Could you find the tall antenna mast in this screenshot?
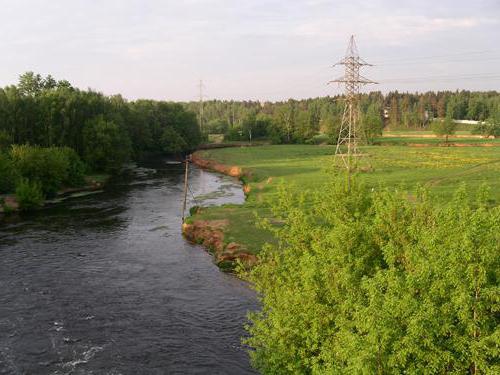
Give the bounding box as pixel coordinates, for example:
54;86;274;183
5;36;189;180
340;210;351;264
198;79;205;134
330;35;377;185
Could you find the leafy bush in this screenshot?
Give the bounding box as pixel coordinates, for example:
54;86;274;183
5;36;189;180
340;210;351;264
305;133;330;145
245;180;499;374
10;144;67;195
15;178;44;210
10;144;86;196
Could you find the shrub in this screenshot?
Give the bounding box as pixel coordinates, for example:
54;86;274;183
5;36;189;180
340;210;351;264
305;133;330;145
15;178;44;210
245;180;499;374
11;145;66;196
9;145;86;195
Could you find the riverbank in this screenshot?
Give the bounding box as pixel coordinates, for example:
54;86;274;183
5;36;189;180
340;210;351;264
182;152;257;271
184;144;500;267
0;174;109;215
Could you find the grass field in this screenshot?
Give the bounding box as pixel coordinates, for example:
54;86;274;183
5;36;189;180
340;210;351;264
191;145;500;255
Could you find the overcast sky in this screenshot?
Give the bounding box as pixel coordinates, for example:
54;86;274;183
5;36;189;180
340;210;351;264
0;0;499;101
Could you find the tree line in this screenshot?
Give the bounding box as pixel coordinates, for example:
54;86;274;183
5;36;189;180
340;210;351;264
0;72;202;208
184;90;500;143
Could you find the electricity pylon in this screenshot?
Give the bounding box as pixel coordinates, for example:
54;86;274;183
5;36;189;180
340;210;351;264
330;35;377;185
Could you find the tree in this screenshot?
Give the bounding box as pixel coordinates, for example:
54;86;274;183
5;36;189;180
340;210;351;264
473;107;500;138
160;127;187;153
242;111;257;143
388;95;400;129
361;103;383;144
244;181;499;374
0;152;18;193
82;116;131;172
431;113;457;143
18;72;44;97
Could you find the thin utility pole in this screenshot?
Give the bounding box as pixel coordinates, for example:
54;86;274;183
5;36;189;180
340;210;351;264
181;157;189;223
198;80;205;134
330;35;377;188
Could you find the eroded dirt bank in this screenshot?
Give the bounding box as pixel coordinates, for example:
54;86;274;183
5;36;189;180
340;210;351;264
183;152;257;271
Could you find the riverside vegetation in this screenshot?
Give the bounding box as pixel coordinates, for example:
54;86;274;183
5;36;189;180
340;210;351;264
188;144;499;373
0;72;202;211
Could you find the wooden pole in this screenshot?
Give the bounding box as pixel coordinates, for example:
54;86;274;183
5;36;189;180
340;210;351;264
182;158;189;223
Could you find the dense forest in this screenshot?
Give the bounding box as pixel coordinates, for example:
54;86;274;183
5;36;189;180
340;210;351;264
184;90;500;143
0;72;201;209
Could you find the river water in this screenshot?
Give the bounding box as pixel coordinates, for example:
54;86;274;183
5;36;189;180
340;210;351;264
0;159;258;374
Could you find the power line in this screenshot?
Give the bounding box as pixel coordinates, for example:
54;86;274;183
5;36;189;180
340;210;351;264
373;56;500;67
380;73;500;83
369;49;500;65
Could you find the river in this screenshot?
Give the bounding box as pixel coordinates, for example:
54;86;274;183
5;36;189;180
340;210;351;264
0;158;258;374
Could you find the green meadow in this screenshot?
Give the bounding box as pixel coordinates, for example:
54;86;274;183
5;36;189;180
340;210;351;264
192;144;500;254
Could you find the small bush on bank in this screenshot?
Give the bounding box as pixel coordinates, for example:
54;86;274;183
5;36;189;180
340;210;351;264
9;145;86;196
15;178;44;210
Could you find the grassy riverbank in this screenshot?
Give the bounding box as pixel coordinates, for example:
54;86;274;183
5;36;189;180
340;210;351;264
189;144;500;257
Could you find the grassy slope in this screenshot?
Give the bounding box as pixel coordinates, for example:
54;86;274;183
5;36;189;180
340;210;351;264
193;145;500;254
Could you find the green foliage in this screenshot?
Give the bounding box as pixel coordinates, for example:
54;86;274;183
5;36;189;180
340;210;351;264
15;178;44;210
183;91;500;143
160;127;188;153
9;145;86;195
474;109;500;138
361;102;384;143
244;180;499;374
431;115;457;142
0;73;201;173
305;133;330;145
0;130;12;150
11;145;66;196
83;116;131;172
225;127;245;141
59;147;87;186
0;152;19;193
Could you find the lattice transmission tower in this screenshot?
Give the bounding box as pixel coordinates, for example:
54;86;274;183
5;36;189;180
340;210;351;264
330;35;377;178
